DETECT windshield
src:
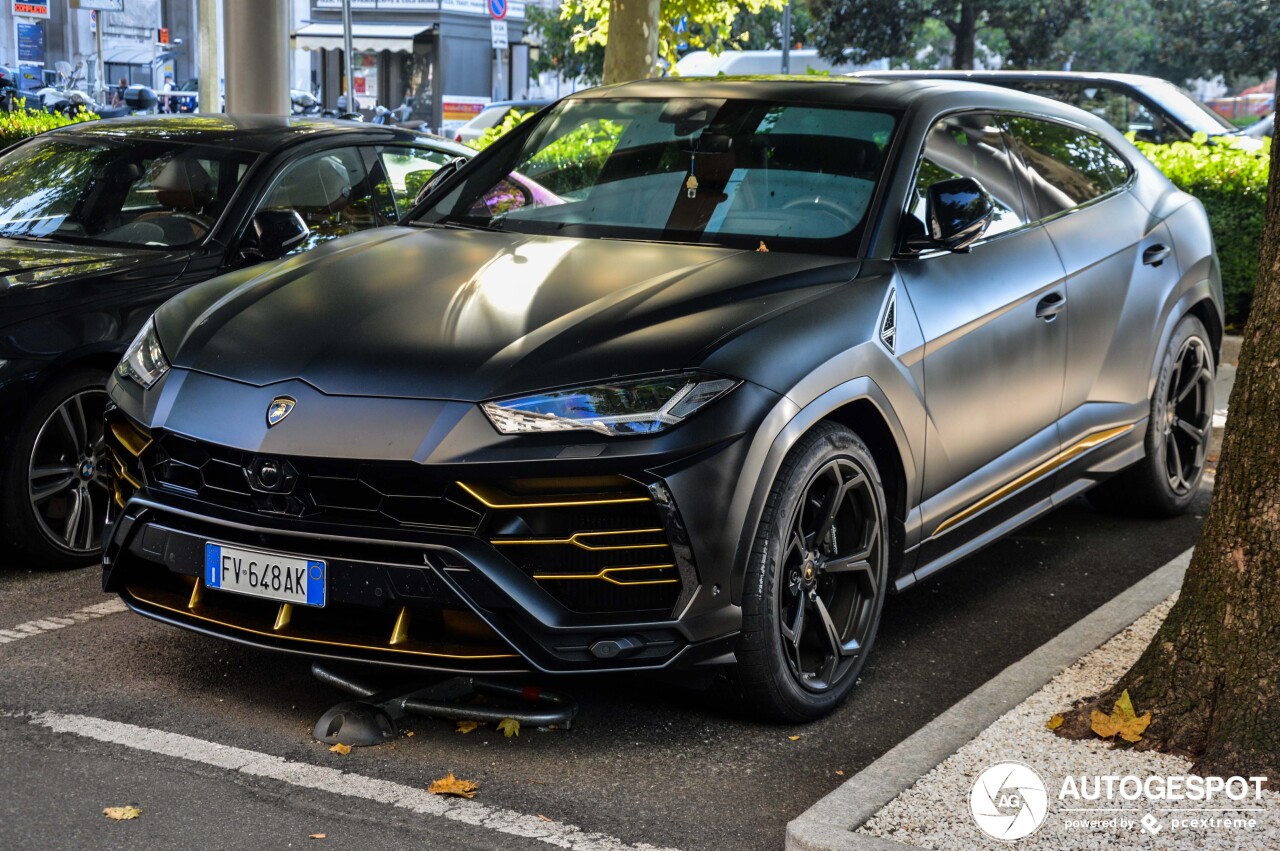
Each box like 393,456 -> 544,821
1138,81 -> 1237,134
0,136 -> 258,248
420,97 -> 898,253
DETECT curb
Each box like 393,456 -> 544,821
785,548 -> 1193,851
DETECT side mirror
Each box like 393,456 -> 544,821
412,156 -> 468,207
922,177 -> 994,252
246,209 -> 309,262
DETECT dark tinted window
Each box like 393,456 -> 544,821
1003,117 -> 1127,217
910,112 -> 1030,239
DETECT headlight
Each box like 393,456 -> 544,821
117,317 -> 170,389
482,373 -> 739,437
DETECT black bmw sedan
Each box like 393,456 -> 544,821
103,78 -> 1221,721
0,116 -> 470,567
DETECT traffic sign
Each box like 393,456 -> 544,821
489,0 -> 507,20
490,19 -> 508,48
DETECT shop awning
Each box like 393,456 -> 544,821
292,23 -> 430,54
103,44 -> 158,66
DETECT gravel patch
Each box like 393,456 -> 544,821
858,593 -> 1279,850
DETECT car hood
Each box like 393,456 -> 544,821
160,226 -> 860,401
0,239 -> 163,297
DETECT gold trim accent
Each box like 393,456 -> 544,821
127,585 -> 519,660
273,603 -> 293,631
187,578 -> 203,610
491,528 -> 668,551
457,481 -> 651,509
109,453 -> 143,489
532,563 -> 679,587
932,424 -> 1135,539
389,606 -> 411,645
110,420 -> 152,457
112,477 -> 129,508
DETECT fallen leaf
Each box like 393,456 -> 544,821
309,834 -> 327,839
103,805 -> 141,821
329,742 -> 352,755
1090,689 -> 1151,743
497,717 -> 521,738
405,731 -> 415,737
835,770 -> 845,776
537,815 -> 554,823
429,772 -> 480,799
788,735 -> 801,741
456,720 -> 482,734
1046,714 -> 1065,730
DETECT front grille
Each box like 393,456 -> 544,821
473,479 -> 684,615
145,432 -> 483,533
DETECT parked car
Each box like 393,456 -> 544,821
453,99 -> 551,144
851,70 -> 1265,150
1244,112 -> 1274,138
104,78 -> 1221,721
0,116 -> 471,567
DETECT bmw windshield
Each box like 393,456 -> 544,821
419,97 -> 898,254
0,136 -> 257,248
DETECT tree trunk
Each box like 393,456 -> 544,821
601,0 -> 660,85
947,1 -> 978,70
1059,121 -> 1280,779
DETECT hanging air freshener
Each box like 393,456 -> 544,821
685,174 -> 699,199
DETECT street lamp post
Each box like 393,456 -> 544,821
342,0 -> 355,111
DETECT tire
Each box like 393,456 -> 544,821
1,369 -> 112,569
734,422 -> 889,722
1087,315 -> 1214,518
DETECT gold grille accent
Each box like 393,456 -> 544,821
491,528 -> 668,551
531,563 -> 679,586
458,481 -> 651,509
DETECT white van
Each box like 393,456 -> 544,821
673,49 -> 888,77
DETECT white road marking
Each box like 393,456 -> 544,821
0,599 -> 127,644
23,710 -> 679,851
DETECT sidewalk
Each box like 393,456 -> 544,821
786,337 -> 1247,851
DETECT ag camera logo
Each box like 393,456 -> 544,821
970,762 -> 1049,841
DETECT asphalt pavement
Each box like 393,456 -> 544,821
0,482 -> 1212,851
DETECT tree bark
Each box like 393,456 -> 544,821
1058,117 -> 1280,780
945,1 -> 978,70
601,0 -> 660,85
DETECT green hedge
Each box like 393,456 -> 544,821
1134,134 -> 1269,329
0,102 -> 98,150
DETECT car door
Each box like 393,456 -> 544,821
894,111 -> 1068,567
1001,116 -> 1176,501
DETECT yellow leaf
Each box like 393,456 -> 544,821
103,805 -> 141,821
309,834 -> 327,839
429,772 -> 480,799
788,735 -> 801,741
456,720 -> 481,734
329,742 -> 352,755
537,815 -> 554,823
1090,689 -> 1152,743
497,717 -> 521,738
1046,714 -> 1065,730
405,731 -> 415,737
835,770 -> 845,776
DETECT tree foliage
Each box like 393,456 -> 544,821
810,0 -> 1081,70
554,0 -> 788,79
528,4 -> 605,85
1150,0 -> 1280,82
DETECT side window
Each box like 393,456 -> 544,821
910,112 -> 1030,240
255,147 -> 385,255
378,146 -> 454,217
1003,118 -> 1123,218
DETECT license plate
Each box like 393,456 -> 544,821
204,542 -> 325,607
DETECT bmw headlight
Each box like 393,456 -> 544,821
482,373 -> 739,437
117,317 -> 170,389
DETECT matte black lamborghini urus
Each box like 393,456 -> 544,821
103,78 -> 1222,721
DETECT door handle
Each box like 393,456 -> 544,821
1143,244 -> 1171,267
1035,291 -> 1067,321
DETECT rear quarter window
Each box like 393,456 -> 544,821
1002,117 -> 1130,218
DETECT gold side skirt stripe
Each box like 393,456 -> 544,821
532,563 -> 679,587
932,424 -> 1135,539
457,481 -> 651,509
491,528 -> 668,551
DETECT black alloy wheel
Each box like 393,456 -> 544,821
736,422 -> 889,722
2,370 -> 113,568
1087,314 -> 1214,517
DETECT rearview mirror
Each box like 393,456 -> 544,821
246,209 -> 309,262
921,177 -> 995,253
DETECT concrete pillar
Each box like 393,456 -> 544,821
197,0 -> 219,112
222,0 -> 289,115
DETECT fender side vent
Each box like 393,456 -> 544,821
880,288 -> 897,353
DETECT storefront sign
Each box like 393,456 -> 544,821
315,1 -> 434,8
71,0 -> 126,10
441,95 -> 488,124
12,1 -> 51,18
441,0 -> 524,19
16,21 -> 44,63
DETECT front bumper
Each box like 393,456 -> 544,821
102,379 -> 778,675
